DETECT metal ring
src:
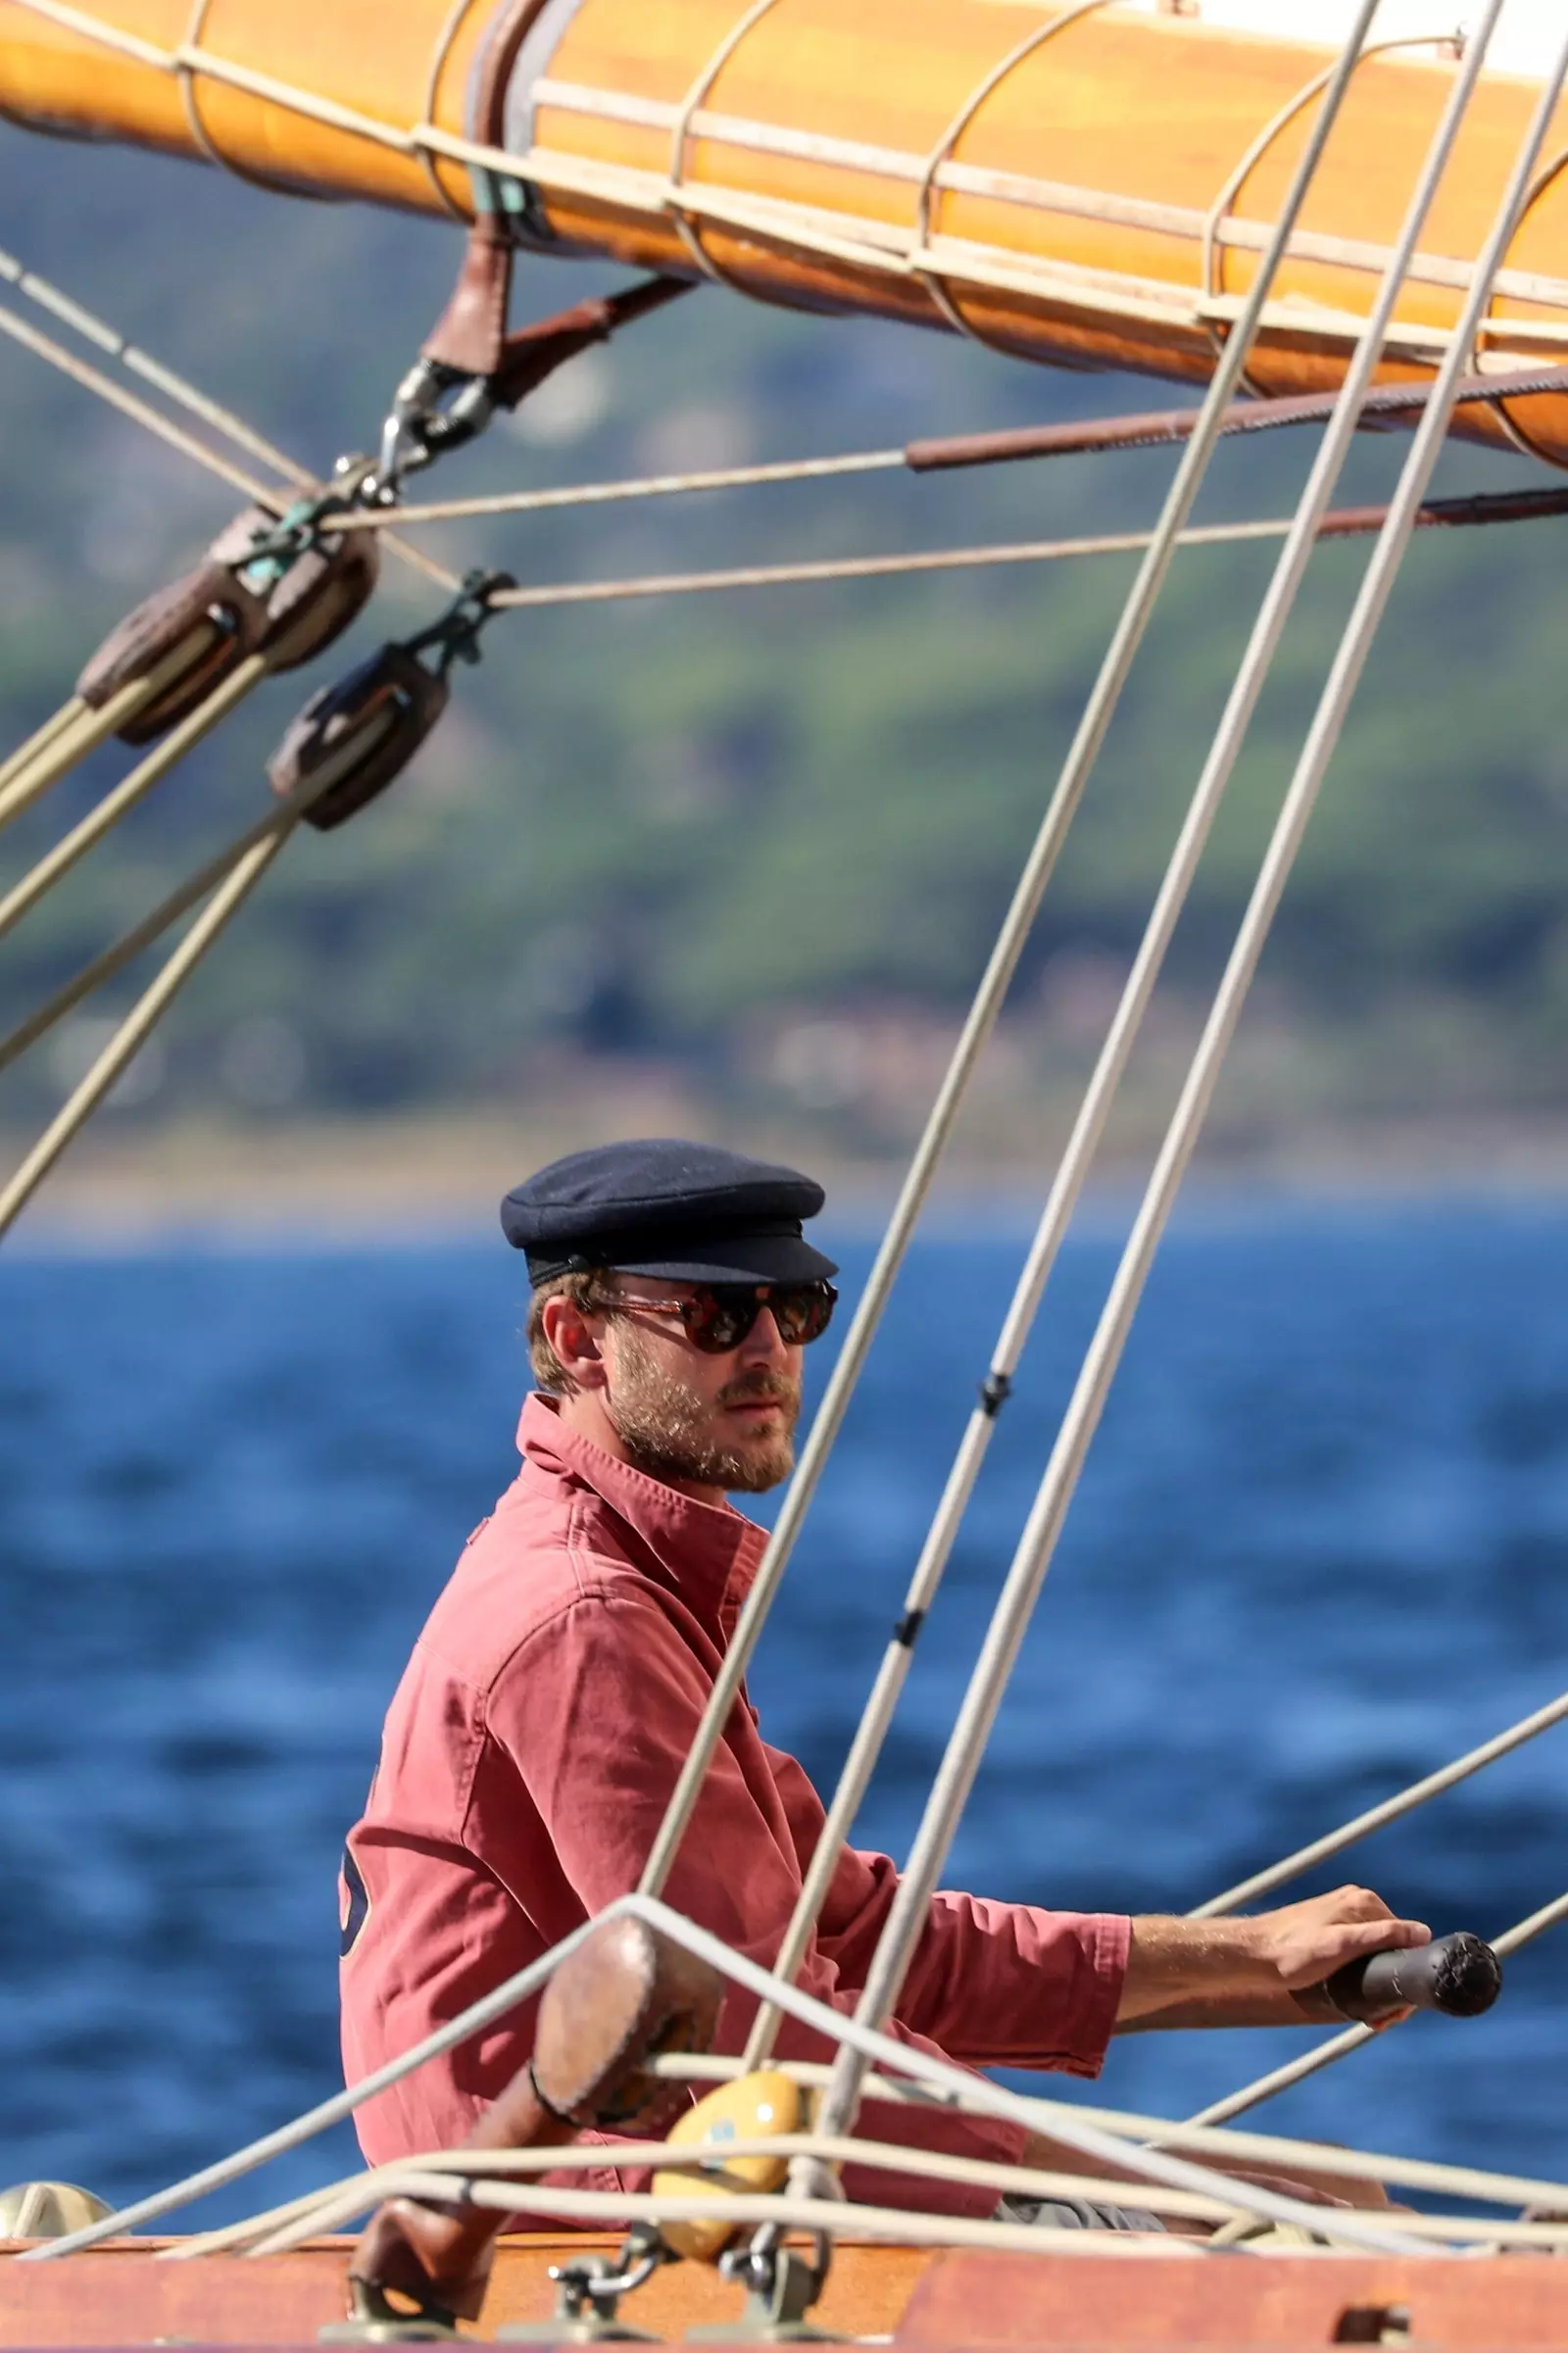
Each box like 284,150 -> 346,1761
1200,32 -> 1460,397
1474,137 -> 1568,470
911,0 -> 1114,354
665,0 -> 787,290
420,0 -> 489,220
178,0 -> 325,200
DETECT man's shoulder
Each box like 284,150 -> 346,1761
417,1470 -> 653,1691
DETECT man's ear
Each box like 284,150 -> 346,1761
542,1293 -> 609,1390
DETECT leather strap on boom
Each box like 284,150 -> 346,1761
420,0 -> 693,386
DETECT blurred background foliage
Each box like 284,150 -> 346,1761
1,125 -> 1566,1170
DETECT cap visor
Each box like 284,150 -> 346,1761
610,1232 -> 838,1285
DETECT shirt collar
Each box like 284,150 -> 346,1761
516,1391 -> 766,1633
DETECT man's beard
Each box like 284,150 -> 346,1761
605,1326 -> 801,1494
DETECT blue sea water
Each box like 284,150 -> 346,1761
1,1201 -> 1566,2229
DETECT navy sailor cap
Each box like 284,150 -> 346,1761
501,1138 -> 838,1288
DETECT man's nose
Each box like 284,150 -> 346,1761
738,1305 -> 791,1365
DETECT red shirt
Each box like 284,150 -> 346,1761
341,1395 -> 1128,2218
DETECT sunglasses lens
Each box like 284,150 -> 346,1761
684,1283 -> 838,1350
772,1283 -> 838,1345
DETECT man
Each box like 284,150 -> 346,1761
341,1139 -> 1426,2221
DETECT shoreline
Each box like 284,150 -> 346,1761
9,1111 -> 1568,1248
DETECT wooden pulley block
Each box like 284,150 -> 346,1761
75,556 -> 271,745
266,642 -> 449,832
343,1919 -> 726,2329
652,2069 -> 804,2262
209,505 -> 382,673
531,1914 -> 727,2133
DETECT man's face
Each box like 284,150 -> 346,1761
593,1276 -> 804,1494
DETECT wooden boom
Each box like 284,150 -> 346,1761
4,0 -> 1568,466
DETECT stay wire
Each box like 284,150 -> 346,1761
638,0 -> 1390,1918
752,0 -> 1543,2067
804,0 -> 1565,2155
0,653 -> 268,950
1191,1690 -> 1568,1920
742,0 -> 1390,2073
1179,1887 -> 1568,2133
0,287 -> 456,592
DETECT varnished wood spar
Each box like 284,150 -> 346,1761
2,1 -> 1568,463
0,2234 -> 929,2343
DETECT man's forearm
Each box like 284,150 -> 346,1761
1113,1888 -> 1431,2029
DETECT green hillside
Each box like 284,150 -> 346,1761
2,127 -> 1566,1167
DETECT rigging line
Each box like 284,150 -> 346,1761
0,696 -> 86,798
0,634 -> 220,836
468,486 -> 1568,611
0,254 -> 456,591
222,2135 -> 1252,2261
0,240 -> 308,487
1191,1691 -> 1568,1919
0,296 -> 275,506
0,654 -> 269,950
21,1885 -> 1428,2264
0,819 -> 295,1243
1181,1887 -> 1568,2134
805,0 -> 1555,2159
0,747 -> 382,1081
247,2156 -> 1568,2261
319,361 -> 1568,536
654,2053 -> 1568,2216
635,0 -> 1391,1922
743,0 -> 1517,2078
334,447 -> 906,526
187,2091 -> 1568,2259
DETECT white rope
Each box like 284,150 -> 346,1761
15,1890 -> 1434,2261
185,2133 -> 1247,2259
333,447 -> 905,526
0,818 -> 296,1241
0,654 -> 268,950
0,253 -> 458,589
804,0 -> 1565,2167
1183,1888 -> 1568,2132
636,0 -> 1391,1921
1192,1690 -> 1568,1918
487,519 -> 1295,609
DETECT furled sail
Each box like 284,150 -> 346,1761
2,1 -> 1568,463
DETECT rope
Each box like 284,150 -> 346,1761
190,2134 -> 1248,2260
0,653 -> 268,951
0,819 -> 295,1242
254,2172 -> 1568,2258
637,0 -> 1374,1900
0,239 -> 310,487
17,1889 -> 1433,2263
1181,1887 -> 1568,2133
802,0 -> 1560,2162
735,0 -> 1376,2076
0,296 -> 276,507
0,248 -> 457,590
0,632 -> 220,837
654,2052 -> 1568,2214
333,447 -> 906,526
664,0 -> 785,287
190,2133 -> 1568,2264
910,1 -> 1114,350
0,740 -> 405,1080
1191,1690 -> 1568,1919
0,696 -> 86,798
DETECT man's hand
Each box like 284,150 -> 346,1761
1115,1886 -> 1431,2028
